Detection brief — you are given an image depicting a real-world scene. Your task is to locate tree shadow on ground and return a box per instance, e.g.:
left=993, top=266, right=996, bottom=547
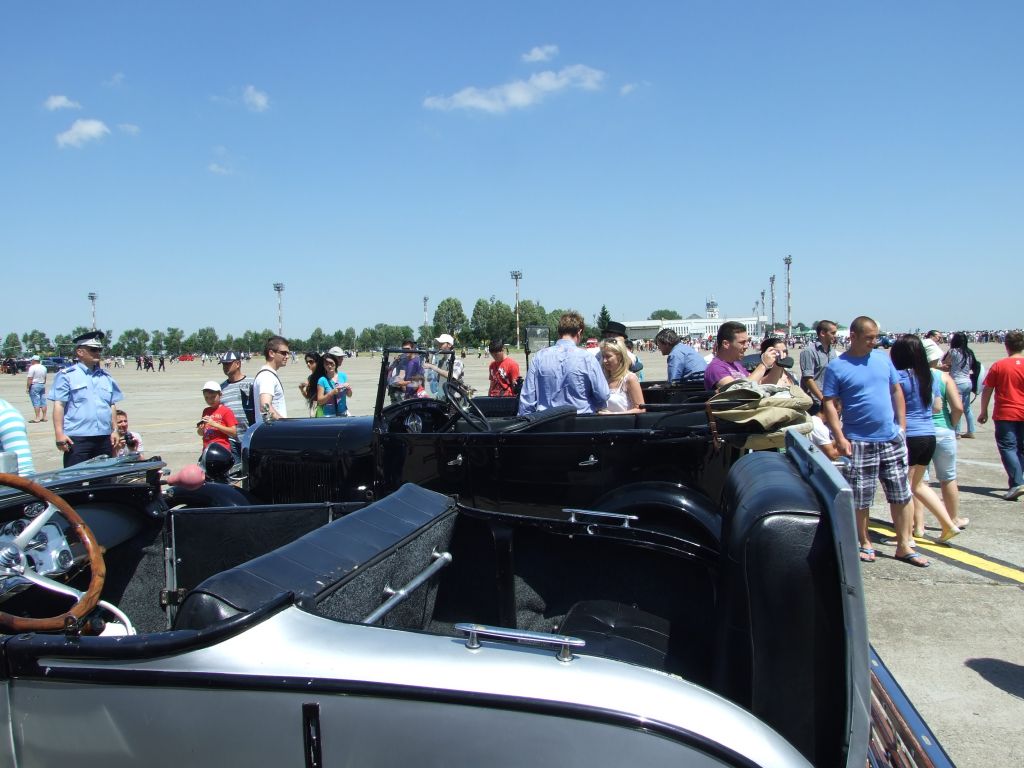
left=965, top=658, right=1024, bottom=700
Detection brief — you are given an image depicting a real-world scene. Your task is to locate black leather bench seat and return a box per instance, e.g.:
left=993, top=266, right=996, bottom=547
left=559, top=600, right=671, bottom=671
left=174, top=484, right=455, bottom=630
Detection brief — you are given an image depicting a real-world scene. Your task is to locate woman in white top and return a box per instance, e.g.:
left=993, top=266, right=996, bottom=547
left=598, top=337, right=645, bottom=414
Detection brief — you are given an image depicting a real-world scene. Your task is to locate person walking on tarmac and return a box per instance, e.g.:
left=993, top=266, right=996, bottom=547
left=47, top=331, right=124, bottom=467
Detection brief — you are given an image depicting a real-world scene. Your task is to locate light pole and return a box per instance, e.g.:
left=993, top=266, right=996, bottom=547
left=87, top=292, right=98, bottom=331
left=769, top=275, right=776, bottom=332
left=273, top=283, right=285, bottom=336
left=423, top=296, right=429, bottom=345
left=784, top=255, right=793, bottom=339
left=760, top=289, right=766, bottom=337
left=510, top=270, right=522, bottom=348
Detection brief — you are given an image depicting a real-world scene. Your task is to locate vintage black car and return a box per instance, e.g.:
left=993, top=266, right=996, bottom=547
left=0, top=433, right=952, bottom=766
left=237, top=348, right=762, bottom=521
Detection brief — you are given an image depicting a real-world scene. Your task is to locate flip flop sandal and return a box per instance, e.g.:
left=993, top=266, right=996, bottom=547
left=895, top=552, right=930, bottom=568
left=859, top=547, right=876, bottom=563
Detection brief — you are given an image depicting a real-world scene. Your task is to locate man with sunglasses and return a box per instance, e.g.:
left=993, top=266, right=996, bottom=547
left=703, top=321, right=778, bottom=391
left=48, top=331, right=124, bottom=467
left=253, top=336, right=290, bottom=420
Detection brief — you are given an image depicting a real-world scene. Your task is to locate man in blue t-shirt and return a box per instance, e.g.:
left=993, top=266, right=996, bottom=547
left=822, top=316, right=926, bottom=568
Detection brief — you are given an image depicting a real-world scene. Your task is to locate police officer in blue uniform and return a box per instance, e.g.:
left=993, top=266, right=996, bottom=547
left=48, top=331, right=124, bottom=467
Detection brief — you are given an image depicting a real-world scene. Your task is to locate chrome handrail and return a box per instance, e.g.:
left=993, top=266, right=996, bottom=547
left=362, top=549, right=452, bottom=625
left=562, top=508, right=639, bottom=528
left=455, top=622, right=586, bottom=662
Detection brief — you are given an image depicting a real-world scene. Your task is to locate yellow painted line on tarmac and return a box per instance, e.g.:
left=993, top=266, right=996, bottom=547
left=869, top=524, right=1024, bottom=584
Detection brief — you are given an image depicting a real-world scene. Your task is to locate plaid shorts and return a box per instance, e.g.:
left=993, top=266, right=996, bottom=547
left=844, top=434, right=912, bottom=510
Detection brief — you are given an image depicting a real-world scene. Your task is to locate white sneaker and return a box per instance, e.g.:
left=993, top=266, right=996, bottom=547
left=1004, top=485, right=1024, bottom=501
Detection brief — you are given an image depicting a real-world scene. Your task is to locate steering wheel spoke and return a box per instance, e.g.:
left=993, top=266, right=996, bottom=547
left=12, top=502, right=60, bottom=549
left=20, top=568, right=84, bottom=602
left=443, top=380, right=491, bottom=432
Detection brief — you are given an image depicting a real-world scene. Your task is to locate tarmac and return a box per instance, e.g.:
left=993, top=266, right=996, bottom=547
left=1, top=343, right=1021, bottom=768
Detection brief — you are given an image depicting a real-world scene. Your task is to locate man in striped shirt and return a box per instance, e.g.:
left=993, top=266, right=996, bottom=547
left=0, top=398, right=34, bottom=476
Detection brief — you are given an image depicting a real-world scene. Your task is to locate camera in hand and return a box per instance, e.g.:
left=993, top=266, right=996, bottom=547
left=123, top=432, right=138, bottom=449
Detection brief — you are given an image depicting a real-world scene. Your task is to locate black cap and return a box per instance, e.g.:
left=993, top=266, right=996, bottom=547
left=220, top=351, right=241, bottom=363
left=602, top=321, right=628, bottom=339
left=73, top=331, right=105, bottom=349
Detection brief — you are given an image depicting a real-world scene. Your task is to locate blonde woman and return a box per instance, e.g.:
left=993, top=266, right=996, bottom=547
left=598, top=337, right=645, bottom=414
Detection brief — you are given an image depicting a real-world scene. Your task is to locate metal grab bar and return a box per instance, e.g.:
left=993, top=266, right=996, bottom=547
left=455, top=623, right=586, bottom=662
left=562, top=508, right=639, bottom=528
left=362, top=549, right=452, bottom=625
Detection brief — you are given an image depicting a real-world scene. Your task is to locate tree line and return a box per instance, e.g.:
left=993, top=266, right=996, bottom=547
left=3, top=302, right=806, bottom=358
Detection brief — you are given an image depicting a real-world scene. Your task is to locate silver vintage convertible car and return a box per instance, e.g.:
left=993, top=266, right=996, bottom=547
left=0, top=430, right=951, bottom=767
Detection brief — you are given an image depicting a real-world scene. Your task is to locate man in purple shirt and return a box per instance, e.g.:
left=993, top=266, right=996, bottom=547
left=704, top=321, right=779, bottom=391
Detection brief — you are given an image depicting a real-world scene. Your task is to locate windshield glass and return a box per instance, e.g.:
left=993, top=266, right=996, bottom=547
left=376, top=347, right=456, bottom=414
left=0, top=454, right=164, bottom=501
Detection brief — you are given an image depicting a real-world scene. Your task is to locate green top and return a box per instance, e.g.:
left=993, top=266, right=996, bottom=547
left=931, top=370, right=953, bottom=430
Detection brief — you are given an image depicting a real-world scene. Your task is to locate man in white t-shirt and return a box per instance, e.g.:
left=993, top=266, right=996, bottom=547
left=253, top=335, right=290, bottom=420
left=25, top=355, right=48, bottom=423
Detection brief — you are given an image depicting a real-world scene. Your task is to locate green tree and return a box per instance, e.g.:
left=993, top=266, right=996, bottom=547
left=341, top=327, right=356, bottom=350
left=649, top=309, right=682, bottom=321
left=516, top=299, right=547, bottom=329
left=487, top=299, right=515, bottom=344
left=183, top=327, right=219, bottom=354
left=3, top=332, right=21, bottom=356
left=432, top=297, right=468, bottom=340
left=307, top=327, right=328, bottom=352
left=357, top=327, right=380, bottom=351
left=150, top=330, right=167, bottom=353
left=165, top=327, right=185, bottom=355
left=469, top=299, right=489, bottom=344
left=115, top=328, right=150, bottom=357
left=53, top=334, right=72, bottom=355
left=21, top=329, right=52, bottom=354
left=595, top=305, right=612, bottom=333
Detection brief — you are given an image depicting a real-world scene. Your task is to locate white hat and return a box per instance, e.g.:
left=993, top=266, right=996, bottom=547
left=326, top=346, right=345, bottom=357
left=201, top=380, right=222, bottom=392
left=435, top=333, right=455, bottom=346
left=30, top=354, right=40, bottom=361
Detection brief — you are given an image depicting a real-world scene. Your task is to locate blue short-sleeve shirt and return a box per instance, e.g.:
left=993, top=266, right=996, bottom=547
left=47, top=362, right=123, bottom=436
left=822, top=351, right=899, bottom=442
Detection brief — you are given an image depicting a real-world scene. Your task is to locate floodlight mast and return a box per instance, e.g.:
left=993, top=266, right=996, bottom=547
left=87, top=292, right=98, bottom=331
left=273, top=283, right=285, bottom=335
left=510, top=270, right=522, bottom=348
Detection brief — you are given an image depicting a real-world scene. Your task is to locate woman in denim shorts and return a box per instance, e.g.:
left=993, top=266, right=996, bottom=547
left=891, top=336, right=962, bottom=544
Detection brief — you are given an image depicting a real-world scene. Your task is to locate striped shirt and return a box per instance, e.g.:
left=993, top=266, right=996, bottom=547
left=0, top=398, right=34, bottom=476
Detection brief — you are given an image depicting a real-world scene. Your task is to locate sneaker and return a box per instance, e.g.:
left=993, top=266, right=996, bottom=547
left=1004, top=485, right=1024, bottom=501
left=962, top=432, right=976, bottom=439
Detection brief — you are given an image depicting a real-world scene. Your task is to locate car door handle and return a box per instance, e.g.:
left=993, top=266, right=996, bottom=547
left=578, top=454, right=599, bottom=467
left=447, top=453, right=463, bottom=466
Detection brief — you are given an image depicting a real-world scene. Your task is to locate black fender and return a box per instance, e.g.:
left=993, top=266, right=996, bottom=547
left=166, top=482, right=254, bottom=508
left=592, top=481, right=721, bottom=550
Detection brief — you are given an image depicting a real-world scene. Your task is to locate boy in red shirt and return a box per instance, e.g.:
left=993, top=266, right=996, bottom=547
left=488, top=339, right=520, bottom=397
left=197, top=380, right=237, bottom=452
left=979, top=330, right=1024, bottom=500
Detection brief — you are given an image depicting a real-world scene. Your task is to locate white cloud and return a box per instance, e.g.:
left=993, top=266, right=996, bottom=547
left=118, top=123, right=140, bottom=135
left=56, top=119, right=110, bottom=148
left=424, top=64, right=605, bottom=114
left=44, top=94, right=81, bottom=111
left=522, top=45, right=558, bottom=63
left=243, top=85, right=269, bottom=112
left=620, top=83, right=637, bottom=96
left=208, top=162, right=232, bottom=175
left=104, top=72, right=125, bottom=87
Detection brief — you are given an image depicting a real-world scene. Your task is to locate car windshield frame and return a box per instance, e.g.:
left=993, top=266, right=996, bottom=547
left=374, top=346, right=456, bottom=417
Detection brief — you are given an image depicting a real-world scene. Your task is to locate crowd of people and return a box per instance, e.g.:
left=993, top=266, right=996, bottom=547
left=2, top=321, right=1022, bottom=574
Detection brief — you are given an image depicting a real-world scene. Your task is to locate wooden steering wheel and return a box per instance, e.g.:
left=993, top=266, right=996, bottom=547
left=0, top=473, right=106, bottom=633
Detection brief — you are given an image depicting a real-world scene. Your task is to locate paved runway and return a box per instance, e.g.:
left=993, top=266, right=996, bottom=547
left=2, top=342, right=1021, bottom=767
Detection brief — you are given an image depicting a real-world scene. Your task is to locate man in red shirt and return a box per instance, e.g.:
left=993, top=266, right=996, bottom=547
left=978, top=330, right=1024, bottom=500
left=197, top=380, right=237, bottom=452
left=488, top=339, right=520, bottom=397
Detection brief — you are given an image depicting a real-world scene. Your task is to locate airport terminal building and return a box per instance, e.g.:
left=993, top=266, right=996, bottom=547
left=624, top=299, right=767, bottom=342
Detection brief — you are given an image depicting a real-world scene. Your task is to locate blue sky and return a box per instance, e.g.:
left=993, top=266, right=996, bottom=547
left=2, top=2, right=1020, bottom=340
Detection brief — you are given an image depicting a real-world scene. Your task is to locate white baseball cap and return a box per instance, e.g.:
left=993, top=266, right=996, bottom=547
left=201, top=380, right=222, bottom=392
left=435, top=334, right=455, bottom=346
